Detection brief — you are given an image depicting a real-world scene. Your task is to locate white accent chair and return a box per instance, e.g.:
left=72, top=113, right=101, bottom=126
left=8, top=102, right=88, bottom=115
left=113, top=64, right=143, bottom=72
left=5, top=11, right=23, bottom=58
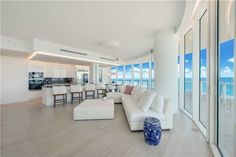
left=85, top=84, right=96, bottom=99
left=52, top=86, right=67, bottom=107
left=70, top=84, right=83, bottom=103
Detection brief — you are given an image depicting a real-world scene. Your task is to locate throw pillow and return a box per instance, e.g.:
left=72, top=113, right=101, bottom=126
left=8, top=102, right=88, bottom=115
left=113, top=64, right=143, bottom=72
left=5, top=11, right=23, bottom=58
left=137, top=90, right=157, bottom=112
left=132, top=86, right=146, bottom=102
left=150, top=95, right=165, bottom=114
left=124, top=85, right=134, bottom=95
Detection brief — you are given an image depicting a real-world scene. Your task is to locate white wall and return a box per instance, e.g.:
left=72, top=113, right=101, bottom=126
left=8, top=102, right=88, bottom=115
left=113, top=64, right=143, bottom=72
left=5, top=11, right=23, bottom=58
left=102, top=66, right=111, bottom=84
left=153, top=29, right=178, bottom=114
left=0, top=56, right=28, bottom=104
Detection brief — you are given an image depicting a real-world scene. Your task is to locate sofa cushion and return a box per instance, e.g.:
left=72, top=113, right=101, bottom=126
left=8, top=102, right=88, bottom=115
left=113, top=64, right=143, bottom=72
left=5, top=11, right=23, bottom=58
left=137, top=90, right=157, bottom=112
left=121, top=94, right=167, bottom=130
left=150, top=95, right=165, bottom=114
left=124, top=85, right=134, bottom=95
left=107, top=92, right=121, bottom=99
left=122, top=95, right=165, bottom=122
left=131, top=86, right=146, bottom=102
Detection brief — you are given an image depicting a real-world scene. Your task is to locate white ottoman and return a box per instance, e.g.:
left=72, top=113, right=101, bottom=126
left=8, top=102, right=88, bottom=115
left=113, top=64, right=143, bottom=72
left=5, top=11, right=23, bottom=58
left=73, top=99, right=114, bottom=120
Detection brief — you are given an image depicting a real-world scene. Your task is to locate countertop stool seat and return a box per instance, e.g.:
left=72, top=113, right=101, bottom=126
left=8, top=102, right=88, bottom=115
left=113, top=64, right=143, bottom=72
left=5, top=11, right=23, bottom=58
left=52, top=86, right=67, bottom=108
left=85, top=84, right=96, bottom=99
left=96, top=83, right=106, bottom=98
left=70, top=84, right=83, bottom=104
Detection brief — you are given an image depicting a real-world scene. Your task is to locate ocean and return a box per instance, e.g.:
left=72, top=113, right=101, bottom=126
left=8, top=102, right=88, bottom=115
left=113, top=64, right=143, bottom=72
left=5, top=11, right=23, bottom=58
left=185, top=77, right=234, bottom=96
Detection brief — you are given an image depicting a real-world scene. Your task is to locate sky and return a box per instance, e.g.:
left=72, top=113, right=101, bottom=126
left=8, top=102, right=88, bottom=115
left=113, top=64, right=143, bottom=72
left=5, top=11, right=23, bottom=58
left=184, top=39, right=234, bottom=79
left=184, top=53, right=193, bottom=78
left=219, top=39, right=234, bottom=78
left=200, top=48, right=207, bottom=78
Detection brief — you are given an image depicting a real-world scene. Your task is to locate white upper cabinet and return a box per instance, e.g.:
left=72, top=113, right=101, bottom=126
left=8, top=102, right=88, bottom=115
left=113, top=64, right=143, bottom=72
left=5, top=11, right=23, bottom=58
left=31, top=62, right=76, bottom=78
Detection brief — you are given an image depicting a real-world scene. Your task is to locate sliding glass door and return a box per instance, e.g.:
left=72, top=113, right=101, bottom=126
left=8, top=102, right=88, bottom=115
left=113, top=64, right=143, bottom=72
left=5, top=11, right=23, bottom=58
left=184, top=29, right=193, bottom=114
left=117, top=65, right=124, bottom=84
left=124, top=64, right=132, bottom=85
left=133, top=63, right=141, bottom=85
left=142, top=62, right=150, bottom=88
left=199, top=10, right=208, bottom=128
left=217, top=0, right=235, bottom=156
left=111, top=66, right=117, bottom=83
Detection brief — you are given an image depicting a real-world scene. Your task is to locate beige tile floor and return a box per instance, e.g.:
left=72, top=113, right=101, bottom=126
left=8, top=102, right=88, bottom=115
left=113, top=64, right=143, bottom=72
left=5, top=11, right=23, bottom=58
left=1, top=99, right=213, bottom=157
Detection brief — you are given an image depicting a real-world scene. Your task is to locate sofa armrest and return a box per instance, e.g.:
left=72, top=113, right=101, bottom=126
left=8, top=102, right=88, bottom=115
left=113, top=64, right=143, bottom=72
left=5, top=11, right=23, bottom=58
left=106, top=92, right=122, bottom=98
left=163, top=98, right=173, bottom=129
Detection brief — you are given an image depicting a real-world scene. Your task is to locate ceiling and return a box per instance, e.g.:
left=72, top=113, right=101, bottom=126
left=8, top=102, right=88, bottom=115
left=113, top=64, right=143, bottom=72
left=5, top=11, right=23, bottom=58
left=1, top=1, right=185, bottom=60
left=31, top=53, right=91, bottom=66
left=0, top=49, right=31, bottom=58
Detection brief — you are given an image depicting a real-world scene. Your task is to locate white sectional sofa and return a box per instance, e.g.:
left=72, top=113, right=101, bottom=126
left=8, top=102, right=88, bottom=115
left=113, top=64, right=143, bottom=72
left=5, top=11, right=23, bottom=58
left=107, top=86, right=173, bottom=131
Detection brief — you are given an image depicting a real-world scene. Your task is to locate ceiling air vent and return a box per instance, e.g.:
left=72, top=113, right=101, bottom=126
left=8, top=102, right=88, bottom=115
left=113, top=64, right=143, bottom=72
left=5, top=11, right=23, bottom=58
left=100, top=57, right=116, bottom=62
left=60, top=49, right=87, bottom=56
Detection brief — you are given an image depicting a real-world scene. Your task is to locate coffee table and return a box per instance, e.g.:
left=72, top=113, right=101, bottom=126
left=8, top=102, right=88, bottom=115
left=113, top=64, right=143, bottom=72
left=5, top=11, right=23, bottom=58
left=73, top=99, right=114, bottom=120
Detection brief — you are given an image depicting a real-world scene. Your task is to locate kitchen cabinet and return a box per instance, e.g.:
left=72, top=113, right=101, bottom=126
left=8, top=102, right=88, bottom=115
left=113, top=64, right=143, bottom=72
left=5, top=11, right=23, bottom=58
left=44, top=64, right=75, bottom=78
left=30, top=61, right=75, bottom=78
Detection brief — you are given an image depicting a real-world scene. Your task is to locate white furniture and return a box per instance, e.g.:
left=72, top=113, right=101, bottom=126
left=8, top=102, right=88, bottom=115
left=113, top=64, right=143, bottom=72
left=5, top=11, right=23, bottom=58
left=73, top=99, right=114, bottom=120
left=106, top=92, right=122, bottom=103
left=52, top=86, right=67, bottom=107
left=107, top=86, right=173, bottom=131
left=85, top=84, right=96, bottom=99
left=96, top=83, right=106, bottom=98
left=106, top=85, right=125, bottom=103
left=42, top=86, right=72, bottom=106
left=70, top=84, right=83, bottom=103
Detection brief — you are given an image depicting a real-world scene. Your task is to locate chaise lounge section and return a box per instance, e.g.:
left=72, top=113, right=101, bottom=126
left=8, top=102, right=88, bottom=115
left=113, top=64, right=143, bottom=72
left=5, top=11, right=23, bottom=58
left=107, top=85, right=173, bottom=131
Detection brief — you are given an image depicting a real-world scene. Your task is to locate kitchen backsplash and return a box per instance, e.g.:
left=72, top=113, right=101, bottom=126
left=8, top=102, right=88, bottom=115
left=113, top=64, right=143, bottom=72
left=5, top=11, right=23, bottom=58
left=44, top=78, right=73, bottom=85
left=29, top=72, right=73, bottom=90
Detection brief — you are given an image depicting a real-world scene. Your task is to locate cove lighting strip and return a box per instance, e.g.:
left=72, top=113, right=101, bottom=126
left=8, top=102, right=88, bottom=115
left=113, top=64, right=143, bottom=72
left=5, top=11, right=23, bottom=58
left=28, top=51, right=120, bottom=66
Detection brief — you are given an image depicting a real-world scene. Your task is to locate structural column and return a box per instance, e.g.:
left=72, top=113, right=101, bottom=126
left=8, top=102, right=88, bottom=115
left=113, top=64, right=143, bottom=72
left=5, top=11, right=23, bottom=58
left=153, top=29, right=178, bottom=114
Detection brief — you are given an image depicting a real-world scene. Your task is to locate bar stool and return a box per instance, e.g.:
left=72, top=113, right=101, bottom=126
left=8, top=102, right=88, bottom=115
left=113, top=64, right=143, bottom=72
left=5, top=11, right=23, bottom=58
left=85, top=84, right=95, bottom=99
left=52, top=86, right=67, bottom=108
left=70, top=84, right=83, bottom=104
left=96, top=83, right=106, bottom=98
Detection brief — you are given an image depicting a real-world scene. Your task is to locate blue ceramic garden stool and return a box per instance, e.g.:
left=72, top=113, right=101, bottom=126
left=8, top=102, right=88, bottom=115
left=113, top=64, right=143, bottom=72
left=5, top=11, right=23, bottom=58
left=144, top=117, right=162, bottom=146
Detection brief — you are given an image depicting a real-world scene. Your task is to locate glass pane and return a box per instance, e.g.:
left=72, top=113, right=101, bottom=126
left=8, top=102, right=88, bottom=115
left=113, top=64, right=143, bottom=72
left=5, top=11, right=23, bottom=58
left=151, top=61, right=155, bottom=89
left=117, top=65, right=124, bottom=84
left=142, top=62, right=150, bottom=88
left=111, top=66, right=117, bottom=83
left=218, top=1, right=235, bottom=156
left=125, top=64, right=132, bottom=85
left=133, top=63, right=141, bottom=85
left=199, top=11, right=208, bottom=128
left=184, top=29, right=193, bottom=114
left=98, top=67, right=103, bottom=83
left=178, top=55, right=180, bottom=107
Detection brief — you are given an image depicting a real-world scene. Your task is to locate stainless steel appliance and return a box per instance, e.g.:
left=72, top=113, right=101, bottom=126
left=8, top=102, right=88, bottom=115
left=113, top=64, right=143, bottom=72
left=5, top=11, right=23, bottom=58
left=28, top=72, right=44, bottom=90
